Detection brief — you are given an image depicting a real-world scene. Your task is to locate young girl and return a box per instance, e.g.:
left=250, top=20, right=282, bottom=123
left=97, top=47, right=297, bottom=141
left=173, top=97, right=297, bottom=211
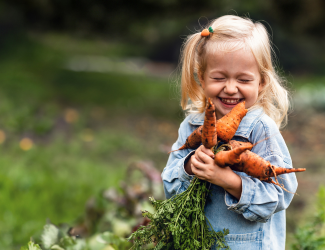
left=162, top=15, right=297, bottom=250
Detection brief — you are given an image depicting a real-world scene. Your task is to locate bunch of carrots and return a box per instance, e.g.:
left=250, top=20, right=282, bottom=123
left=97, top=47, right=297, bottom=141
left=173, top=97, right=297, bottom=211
left=175, top=98, right=305, bottom=187
left=129, top=98, right=305, bottom=250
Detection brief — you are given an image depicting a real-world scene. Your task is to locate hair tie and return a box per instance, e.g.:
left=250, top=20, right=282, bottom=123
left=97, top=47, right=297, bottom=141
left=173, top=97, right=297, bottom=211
left=201, top=26, right=214, bottom=37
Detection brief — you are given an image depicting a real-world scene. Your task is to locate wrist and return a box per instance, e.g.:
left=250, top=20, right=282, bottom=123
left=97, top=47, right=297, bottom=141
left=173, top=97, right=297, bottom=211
left=216, top=169, right=242, bottom=200
left=223, top=170, right=241, bottom=189
left=184, top=158, right=194, bottom=175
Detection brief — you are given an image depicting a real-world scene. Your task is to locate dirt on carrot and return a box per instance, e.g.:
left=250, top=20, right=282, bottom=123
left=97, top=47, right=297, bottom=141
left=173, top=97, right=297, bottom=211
left=216, top=101, right=247, bottom=142
left=173, top=101, right=247, bottom=152
left=213, top=140, right=306, bottom=189
left=169, top=126, right=203, bottom=153
left=230, top=148, right=306, bottom=184
left=214, top=143, right=253, bottom=167
left=202, top=98, right=217, bottom=148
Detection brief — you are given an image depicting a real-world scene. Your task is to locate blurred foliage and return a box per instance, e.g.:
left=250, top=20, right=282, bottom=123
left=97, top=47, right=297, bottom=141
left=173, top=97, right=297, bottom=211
left=0, top=34, right=180, bottom=249
left=1, top=0, right=325, bottom=74
left=0, top=33, right=182, bottom=134
left=21, top=227, right=132, bottom=250
left=21, top=241, right=42, bottom=250
left=290, top=186, right=325, bottom=250
left=19, top=161, right=163, bottom=250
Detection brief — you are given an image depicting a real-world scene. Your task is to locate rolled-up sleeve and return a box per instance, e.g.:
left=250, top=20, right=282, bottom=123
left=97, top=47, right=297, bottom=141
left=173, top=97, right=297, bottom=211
left=224, top=119, right=298, bottom=223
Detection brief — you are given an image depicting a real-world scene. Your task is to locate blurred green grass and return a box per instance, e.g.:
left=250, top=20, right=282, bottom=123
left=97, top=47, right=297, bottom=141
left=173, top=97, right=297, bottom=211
left=0, top=33, right=181, bottom=249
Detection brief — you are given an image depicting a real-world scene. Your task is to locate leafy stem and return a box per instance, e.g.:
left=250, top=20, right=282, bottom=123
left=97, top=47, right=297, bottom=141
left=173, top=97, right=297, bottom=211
left=128, top=177, right=230, bottom=250
left=174, top=177, right=198, bottom=225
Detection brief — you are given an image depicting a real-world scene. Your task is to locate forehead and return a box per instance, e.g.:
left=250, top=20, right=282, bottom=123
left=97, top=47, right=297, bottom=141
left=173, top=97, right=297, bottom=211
left=206, top=40, right=246, bottom=54
left=205, top=42, right=259, bottom=72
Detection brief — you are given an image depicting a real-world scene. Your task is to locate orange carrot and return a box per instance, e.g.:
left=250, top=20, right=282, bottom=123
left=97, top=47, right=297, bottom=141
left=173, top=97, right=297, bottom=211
left=231, top=149, right=306, bottom=182
left=216, top=101, right=247, bottom=142
left=216, top=140, right=306, bottom=186
left=228, top=140, right=253, bottom=149
left=169, top=126, right=203, bottom=153
left=201, top=98, right=217, bottom=149
left=172, top=101, right=247, bottom=152
left=214, top=144, right=253, bottom=167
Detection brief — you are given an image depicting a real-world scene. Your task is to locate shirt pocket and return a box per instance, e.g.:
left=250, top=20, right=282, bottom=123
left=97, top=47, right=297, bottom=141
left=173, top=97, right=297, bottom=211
left=220, top=231, right=263, bottom=250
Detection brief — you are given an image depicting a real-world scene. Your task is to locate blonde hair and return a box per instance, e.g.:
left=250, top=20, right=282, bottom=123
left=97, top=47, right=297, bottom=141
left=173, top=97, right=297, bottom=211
left=179, top=15, right=290, bottom=129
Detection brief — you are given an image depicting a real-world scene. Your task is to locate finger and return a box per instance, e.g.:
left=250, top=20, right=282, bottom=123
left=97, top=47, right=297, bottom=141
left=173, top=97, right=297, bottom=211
left=197, top=150, right=214, bottom=164
left=191, top=156, right=207, bottom=171
left=195, top=146, right=209, bottom=162
left=191, top=155, right=203, bottom=165
left=191, top=164, right=206, bottom=180
left=193, top=150, right=204, bottom=163
left=197, top=145, right=215, bottom=159
left=201, top=146, right=215, bottom=158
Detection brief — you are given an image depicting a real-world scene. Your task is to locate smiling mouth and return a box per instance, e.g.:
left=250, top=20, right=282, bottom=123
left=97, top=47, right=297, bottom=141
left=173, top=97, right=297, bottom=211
left=219, top=98, right=244, bottom=105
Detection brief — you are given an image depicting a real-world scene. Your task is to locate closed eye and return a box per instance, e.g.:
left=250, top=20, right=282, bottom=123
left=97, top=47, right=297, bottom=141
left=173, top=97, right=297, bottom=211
left=239, top=79, right=251, bottom=83
left=213, top=78, right=225, bottom=81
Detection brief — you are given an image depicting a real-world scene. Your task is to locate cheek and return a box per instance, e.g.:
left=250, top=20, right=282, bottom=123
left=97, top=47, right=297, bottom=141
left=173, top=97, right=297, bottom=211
left=247, top=89, right=259, bottom=106
left=239, top=86, right=259, bottom=107
left=204, top=85, right=223, bottom=97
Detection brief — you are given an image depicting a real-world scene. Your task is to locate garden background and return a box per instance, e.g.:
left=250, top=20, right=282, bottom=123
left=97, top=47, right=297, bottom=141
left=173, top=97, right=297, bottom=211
left=0, top=0, right=325, bottom=249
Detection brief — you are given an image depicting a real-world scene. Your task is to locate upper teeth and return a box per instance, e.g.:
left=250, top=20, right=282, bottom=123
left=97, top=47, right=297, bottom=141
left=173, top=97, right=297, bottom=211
left=222, top=98, right=239, bottom=104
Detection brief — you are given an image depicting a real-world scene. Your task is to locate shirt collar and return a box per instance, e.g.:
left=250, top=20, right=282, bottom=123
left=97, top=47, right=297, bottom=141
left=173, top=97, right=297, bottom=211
left=188, top=107, right=265, bottom=139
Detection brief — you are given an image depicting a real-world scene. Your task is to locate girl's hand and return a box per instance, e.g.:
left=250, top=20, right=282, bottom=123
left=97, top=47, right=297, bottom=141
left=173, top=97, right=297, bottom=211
left=184, top=145, right=214, bottom=175
left=190, top=145, right=242, bottom=199
left=191, top=145, right=230, bottom=185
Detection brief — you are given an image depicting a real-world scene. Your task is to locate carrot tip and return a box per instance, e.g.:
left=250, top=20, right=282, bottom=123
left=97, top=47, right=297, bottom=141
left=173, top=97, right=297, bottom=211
left=168, top=149, right=179, bottom=154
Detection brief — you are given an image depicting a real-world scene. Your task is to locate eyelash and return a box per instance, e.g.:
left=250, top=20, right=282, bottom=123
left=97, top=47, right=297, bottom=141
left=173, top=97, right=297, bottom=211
left=213, top=78, right=251, bottom=83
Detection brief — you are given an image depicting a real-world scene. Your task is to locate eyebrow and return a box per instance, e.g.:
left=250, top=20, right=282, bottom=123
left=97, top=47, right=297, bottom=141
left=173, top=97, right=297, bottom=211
left=208, top=69, right=225, bottom=74
left=209, top=70, right=255, bottom=77
left=237, top=72, right=255, bottom=77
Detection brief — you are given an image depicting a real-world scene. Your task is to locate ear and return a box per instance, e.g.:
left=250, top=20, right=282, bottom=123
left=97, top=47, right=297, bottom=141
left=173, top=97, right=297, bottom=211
left=258, top=76, right=265, bottom=93
left=258, top=82, right=263, bottom=93
left=198, top=71, right=205, bottom=89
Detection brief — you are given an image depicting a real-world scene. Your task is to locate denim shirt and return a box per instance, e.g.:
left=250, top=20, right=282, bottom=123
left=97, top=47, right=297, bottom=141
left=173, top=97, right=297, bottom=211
left=162, top=108, right=298, bottom=250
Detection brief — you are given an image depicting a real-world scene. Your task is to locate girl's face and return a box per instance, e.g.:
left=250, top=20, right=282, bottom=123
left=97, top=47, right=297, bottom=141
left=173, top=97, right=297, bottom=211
left=200, top=47, right=263, bottom=120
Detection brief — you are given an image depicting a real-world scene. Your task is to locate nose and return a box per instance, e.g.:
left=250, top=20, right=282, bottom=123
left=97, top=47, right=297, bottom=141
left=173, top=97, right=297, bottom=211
left=224, top=80, right=238, bottom=95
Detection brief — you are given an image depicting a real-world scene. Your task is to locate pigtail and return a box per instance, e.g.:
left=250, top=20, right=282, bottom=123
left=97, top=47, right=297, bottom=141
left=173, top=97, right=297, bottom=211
left=180, top=33, right=206, bottom=113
